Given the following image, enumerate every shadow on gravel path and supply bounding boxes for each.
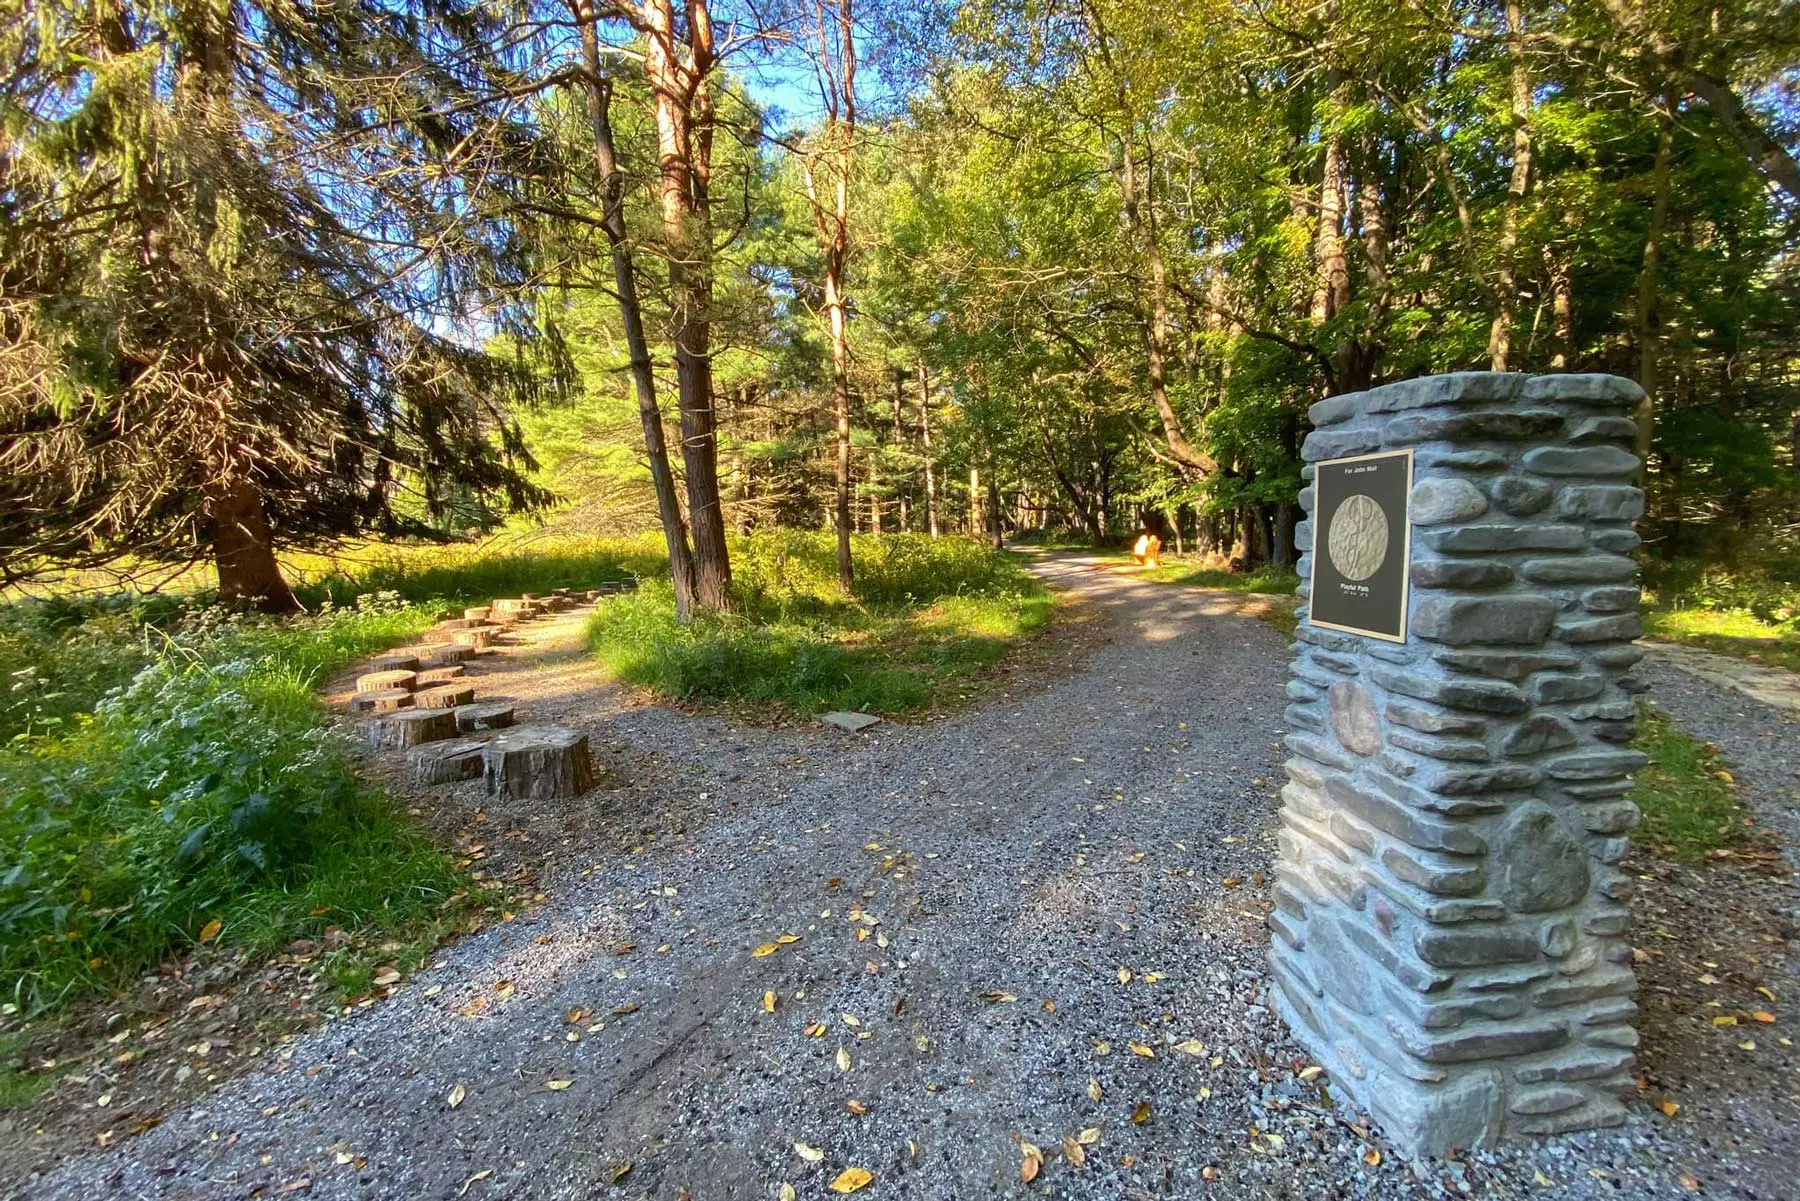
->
[13,554,1790,1200]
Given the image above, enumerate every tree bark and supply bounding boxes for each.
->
[644,0,731,611]
[918,364,940,537]
[1312,75,1351,326]
[210,474,299,613]
[1636,101,1674,466]
[1487,0,1533,371]
[577,2,698,620]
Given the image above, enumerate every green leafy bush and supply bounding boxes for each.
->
[0,600,453,1014]
[588,534,1052,715]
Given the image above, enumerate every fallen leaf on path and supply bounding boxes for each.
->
[456,1169,491,1196]
[777,934,801,944]
[1132,1101,1151,1124]
[1077,1127,1101,1145]
[199,919,223,943]
[544,1079,572,1091]
[779,1185,797,1201]
[794,1143,824,1163]
[763,991,777,1013]
[846,1099,867,1116]
[1128,1042,1155,1058]
[1679,1170,1701,1192]
[1086,1078,1103,1102]
[752,943,779,958]
[829,1167,873,1194]
[980,990,1017,1003]
[1752,1011,1776,1023]
[836,1046,852,1072]
[1174,1040,1206,1057]
[610,1164,632,1184]
[1063,1136,1086,1168]
[1297,1065,1323,1082]
[1019,1143,1044,1182]
[447,1083,466,1109]
[805,1023,827,1037]
[1363,1147,1381,1167]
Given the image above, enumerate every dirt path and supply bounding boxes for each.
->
[13,556,1798,1200]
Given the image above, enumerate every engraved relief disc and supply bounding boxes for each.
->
[1327,493,1389,582]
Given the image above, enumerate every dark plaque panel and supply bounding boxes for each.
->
[1309,449,1413,642]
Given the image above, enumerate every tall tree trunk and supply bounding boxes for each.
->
[1549,232,1574,369]
[1312,74,1351,325]
[918,364,940,536]
[1487,0,1534,370]
[968,466,982,536]
[1636,101,1674,466]
[578,4,697,619]
[644,0,731,611]
[209,474,299,613]
[986,468,1004,549]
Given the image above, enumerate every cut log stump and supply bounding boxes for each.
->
[369,709,457,750]
[483,726,594,800]
[584,590,601,602]
[409,738,488,785]
[426,645,474,667]
[455,702,516,733]
[357,669,417,693]
[415,665,466,686]
[491,598,539,620]
[350,688,414,714]
[367,654,421,674]
[463,606,491,622]
[452,629,493,651]
[415,684,476,709]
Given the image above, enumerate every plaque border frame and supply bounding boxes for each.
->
[1308,447,1414,644]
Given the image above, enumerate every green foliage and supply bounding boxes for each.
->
[588,534,1051,716]
[1134,561,1301,595]
[0,599,455,1015]
[1641,549,1800,672]
[1630,706,1747,863]
[291,536,670,610]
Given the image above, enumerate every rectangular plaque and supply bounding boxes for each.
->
[1309,448,1413,643]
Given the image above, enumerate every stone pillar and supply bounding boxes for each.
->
[1272,372,1648,1156]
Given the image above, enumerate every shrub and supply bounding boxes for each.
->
[0,600,452,1014]
[589,534,1051,716]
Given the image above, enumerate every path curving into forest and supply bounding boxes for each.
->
[14,554,1796,1200]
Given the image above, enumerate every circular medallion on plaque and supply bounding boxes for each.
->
[1326,493,1389,582]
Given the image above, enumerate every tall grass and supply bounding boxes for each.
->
[589,533,1053,716]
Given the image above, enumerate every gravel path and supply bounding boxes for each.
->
[12,555,1797,1200]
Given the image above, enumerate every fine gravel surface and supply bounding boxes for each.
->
[13,554,1797,1200]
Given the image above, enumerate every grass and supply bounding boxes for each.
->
[588,532,1053,717]
[1629,706,1750,863]
[0,597,469,1015]
[1642,607,1800,674]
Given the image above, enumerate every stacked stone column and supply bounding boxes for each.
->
[1270,372,1647,1156]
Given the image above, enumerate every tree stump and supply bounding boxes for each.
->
[463,606,492,622]
[357,669,417,693]
[455,702,517,733]
[483,726,594,800]
[367,655,420,674]
[584,590,601,602]
[350,688,415,714]
[369,709,457,750]
[415,664,466,686]
[492,598,539,620]
[452,629,493,651]
[551,587,571,598]
[415,684,476,709]
[426,645,474,667]
[409,738,488,785]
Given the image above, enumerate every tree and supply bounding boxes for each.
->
[0,0,558,608]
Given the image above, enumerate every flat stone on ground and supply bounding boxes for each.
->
[819,710,881,733]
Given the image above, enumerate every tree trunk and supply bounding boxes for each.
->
[644,0,731,611]
[1636,101,1673,467]
[210,474,299,613]
[969,466,982,536]
[578,5,698,620]
[1312,74,1351,326]
[918,364,940,536]
[986,469,1004,549]
[1487,0,1533,371]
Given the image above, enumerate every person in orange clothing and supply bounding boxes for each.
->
[1132,529,1162,567]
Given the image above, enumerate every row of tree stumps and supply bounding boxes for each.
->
[349,585,630,799]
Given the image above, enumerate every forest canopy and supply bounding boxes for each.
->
[2,0,1796,605]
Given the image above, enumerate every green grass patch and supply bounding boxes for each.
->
[1132,561,1301,595]
[0,599,463,1016]
[588,533,1052,717]
[1629,706,1748,863]
[1643,606,1800,674]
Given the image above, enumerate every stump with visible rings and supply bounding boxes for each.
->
[415,684,476,709]
[483,726,594,800]
[464,606,491,622]
[455,702,516,733]
[351,689,414,714]
[452,628,493,651]
[357,669,417,693]
[369,708,457,749]
[415,664,466,686]
[409,738,488,785]
[491,598,539,620]
[426,645,474,667]
[366,655,420,675]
